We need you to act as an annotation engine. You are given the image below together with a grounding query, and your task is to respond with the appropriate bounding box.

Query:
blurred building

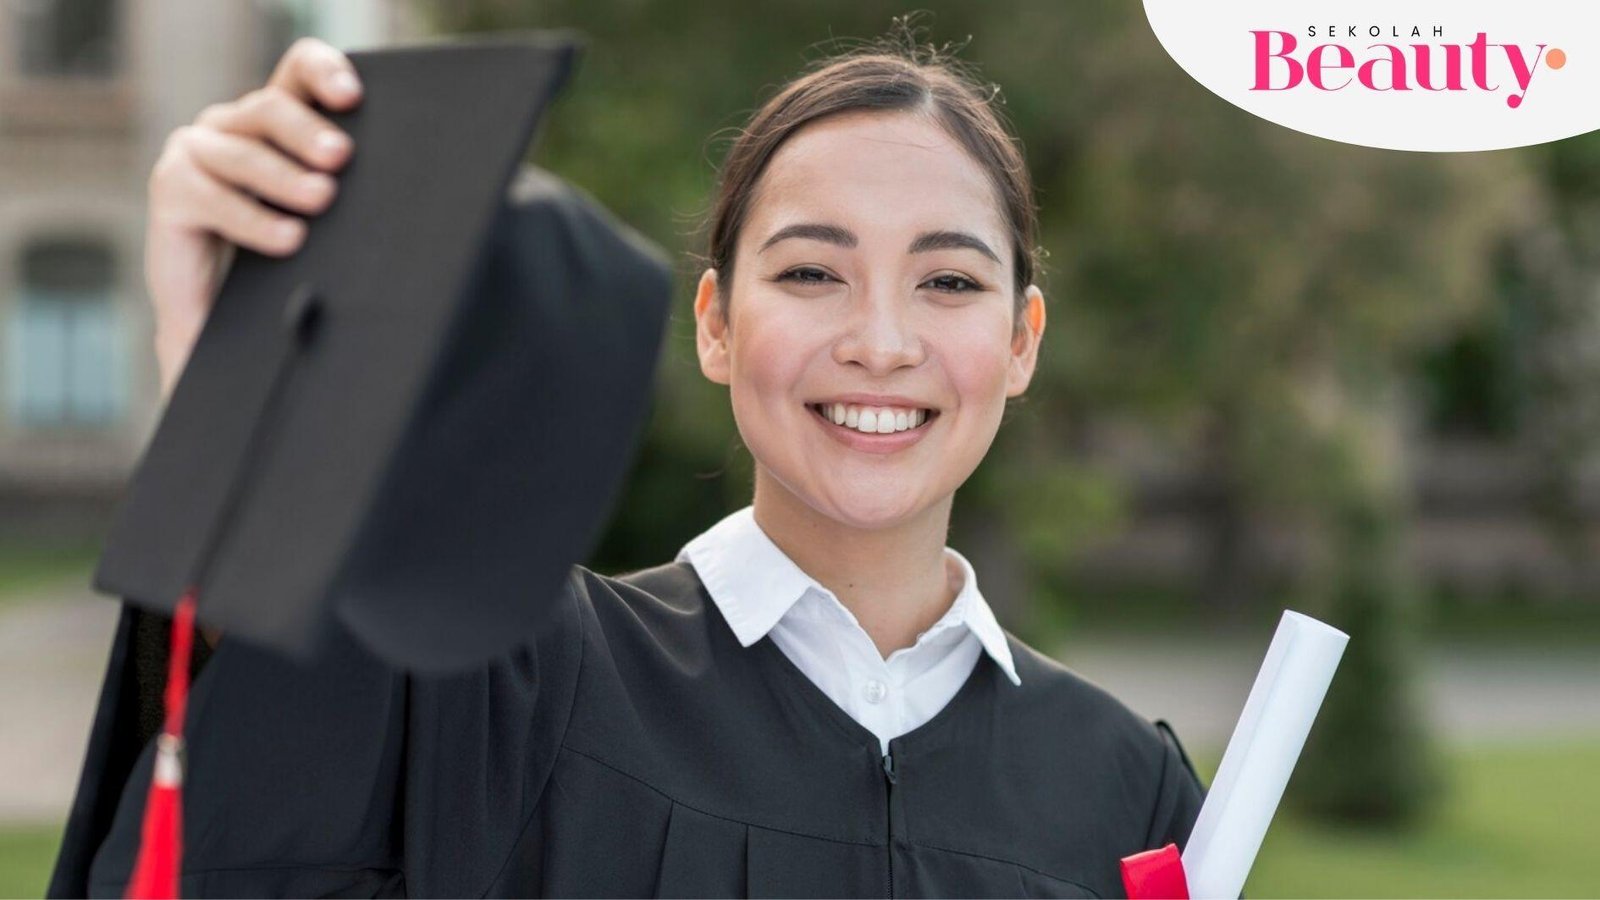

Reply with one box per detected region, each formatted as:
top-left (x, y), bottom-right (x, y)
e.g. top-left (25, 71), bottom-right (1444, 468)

top-left (0, 0), bottom-right (408, 536)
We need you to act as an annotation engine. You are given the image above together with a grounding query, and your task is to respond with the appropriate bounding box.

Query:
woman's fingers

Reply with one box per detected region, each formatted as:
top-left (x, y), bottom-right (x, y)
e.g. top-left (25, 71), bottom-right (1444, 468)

top-left (180, 124), bottom-right (338, 217)
top-left (267, 36), bottom-right (363, 113)
top-left (196, 85), bottom-right (353, 173)
top-left (193, 174), bottom-right (306, 258)
top-left (152, 140), bottom-right (307, 257)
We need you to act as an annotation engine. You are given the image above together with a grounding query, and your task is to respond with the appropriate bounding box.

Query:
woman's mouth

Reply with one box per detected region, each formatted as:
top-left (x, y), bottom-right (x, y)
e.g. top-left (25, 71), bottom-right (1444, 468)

top-left (806, 402), bottom-right (939, 453)
top-left (808, 402), bottom-right (937, 434)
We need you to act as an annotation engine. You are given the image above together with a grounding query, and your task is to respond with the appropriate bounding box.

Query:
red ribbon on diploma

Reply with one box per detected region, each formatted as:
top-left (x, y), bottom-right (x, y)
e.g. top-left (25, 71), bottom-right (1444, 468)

top-left (1121, 842), bottom-right (1190, 899)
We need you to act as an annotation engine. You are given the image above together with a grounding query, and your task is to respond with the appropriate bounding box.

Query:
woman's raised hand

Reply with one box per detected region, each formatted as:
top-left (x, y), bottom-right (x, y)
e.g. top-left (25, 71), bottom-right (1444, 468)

top-left (145, 36), bottom-right (361, 396)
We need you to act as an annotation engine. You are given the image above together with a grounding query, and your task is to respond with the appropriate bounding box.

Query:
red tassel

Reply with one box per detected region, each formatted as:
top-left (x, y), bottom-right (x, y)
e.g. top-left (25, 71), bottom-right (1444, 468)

top-left (1121, 842), bottom-right (1190, 899)
top-left (126, 590), bottom-right (199, 900)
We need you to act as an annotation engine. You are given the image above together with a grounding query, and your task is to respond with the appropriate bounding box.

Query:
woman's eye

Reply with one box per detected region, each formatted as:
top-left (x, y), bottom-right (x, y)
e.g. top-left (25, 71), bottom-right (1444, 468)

top-left (775, 266), bottom-right (837, 285)
top-left (772, 268), bottom-right (981, 292)
top-left (923, 273), bottom-right (982, 293)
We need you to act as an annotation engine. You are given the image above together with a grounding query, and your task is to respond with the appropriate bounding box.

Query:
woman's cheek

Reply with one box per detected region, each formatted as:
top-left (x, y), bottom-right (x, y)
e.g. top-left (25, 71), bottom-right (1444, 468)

top-left (941, 317), bottom-right (1016, 403)
top-left (732, 316), bottom-right (810, 393)
top-left (726, 322), bottom-right (814, 450)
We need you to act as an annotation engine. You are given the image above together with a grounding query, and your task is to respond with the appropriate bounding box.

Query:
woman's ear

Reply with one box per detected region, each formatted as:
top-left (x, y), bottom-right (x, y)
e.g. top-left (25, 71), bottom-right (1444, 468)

top-left (1006, 285), bottom-right (1046, 397)
top-left (694, 267), bottom-right (732, 386)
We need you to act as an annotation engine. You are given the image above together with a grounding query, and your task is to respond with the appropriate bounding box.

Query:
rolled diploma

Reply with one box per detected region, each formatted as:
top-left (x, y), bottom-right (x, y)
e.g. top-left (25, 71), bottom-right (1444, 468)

top-left (1180, 610), bottom-right (1349, 899)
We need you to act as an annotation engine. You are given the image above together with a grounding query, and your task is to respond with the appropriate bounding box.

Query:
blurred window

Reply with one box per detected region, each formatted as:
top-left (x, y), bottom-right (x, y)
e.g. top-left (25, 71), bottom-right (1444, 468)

top-left (5, 238), bottom-right (126, 428)
top-left (11, 0), bottom-right (120, 78)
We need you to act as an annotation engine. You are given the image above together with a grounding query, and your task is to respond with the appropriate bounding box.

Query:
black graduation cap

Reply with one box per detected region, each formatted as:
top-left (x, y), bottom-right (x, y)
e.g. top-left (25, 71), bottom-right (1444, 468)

top-left (93, 33), bottom-right (674, 672)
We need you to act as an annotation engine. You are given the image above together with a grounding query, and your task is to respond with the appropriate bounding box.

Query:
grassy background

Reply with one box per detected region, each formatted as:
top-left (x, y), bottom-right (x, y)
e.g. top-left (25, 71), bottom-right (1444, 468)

top-left (0, 549), bottom-right (94, 899)
top-left (0, 825), bottom-right (61, 899)
top-left (0, 545), bottom-right (97, 610)
top-left (2, 740), bottom-right (1596, 897)
top-left (1239, 739), bottom-right (1600, 898)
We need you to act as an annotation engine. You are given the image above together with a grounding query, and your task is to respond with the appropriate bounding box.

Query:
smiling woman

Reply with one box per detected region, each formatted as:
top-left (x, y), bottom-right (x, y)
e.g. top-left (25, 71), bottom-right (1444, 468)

top-left (691, 51), bottom-right (1048, 659)
top-left (53, 19), bottom-right (1210, 900)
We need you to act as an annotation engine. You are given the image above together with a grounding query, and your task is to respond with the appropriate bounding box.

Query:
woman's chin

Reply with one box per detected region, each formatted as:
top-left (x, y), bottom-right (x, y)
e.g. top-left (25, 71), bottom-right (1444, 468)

top-left (753, 452), bottom-right (950, 532)
top-left (805, 482), bottom-right (933, 532)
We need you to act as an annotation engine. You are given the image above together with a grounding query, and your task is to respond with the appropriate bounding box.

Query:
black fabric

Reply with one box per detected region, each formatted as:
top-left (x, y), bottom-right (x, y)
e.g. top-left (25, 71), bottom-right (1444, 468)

top-left (47, 604), bottom-right (215, 897)
top-left (91, 35), bottom-right (673, 671)
top-left (52, 560), bottom-right (1204, 899)
top-left (132, 609), bottom-right (216, 750)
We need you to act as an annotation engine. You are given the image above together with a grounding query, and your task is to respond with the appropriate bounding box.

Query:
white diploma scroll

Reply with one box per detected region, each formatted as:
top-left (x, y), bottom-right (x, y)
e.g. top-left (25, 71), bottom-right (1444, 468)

top-left (1180, 610), bottom-right (1349, 900)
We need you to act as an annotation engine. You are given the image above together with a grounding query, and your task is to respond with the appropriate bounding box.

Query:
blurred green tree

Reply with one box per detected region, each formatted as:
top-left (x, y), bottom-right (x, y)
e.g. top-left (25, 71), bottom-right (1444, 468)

top-left (970, 3), bottom-right (1533, 823)
top-left (1517, 134), bottom-right (1600, 595)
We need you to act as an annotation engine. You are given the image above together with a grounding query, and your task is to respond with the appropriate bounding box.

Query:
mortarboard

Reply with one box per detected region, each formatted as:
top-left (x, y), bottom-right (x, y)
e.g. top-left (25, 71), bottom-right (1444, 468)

top-left (95, 33), bottom-right (673, 671)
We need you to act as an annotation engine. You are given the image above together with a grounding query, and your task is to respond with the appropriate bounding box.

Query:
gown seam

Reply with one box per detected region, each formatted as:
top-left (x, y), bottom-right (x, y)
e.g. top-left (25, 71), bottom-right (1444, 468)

top-left (896, 839), bottom-right (1104, 898)
top-left (474, 572), bottom-right (590, 899)
top-left (1140, 721), bottom-right (1176, 848)
top-left (559, 742), bottom-right (881, 848)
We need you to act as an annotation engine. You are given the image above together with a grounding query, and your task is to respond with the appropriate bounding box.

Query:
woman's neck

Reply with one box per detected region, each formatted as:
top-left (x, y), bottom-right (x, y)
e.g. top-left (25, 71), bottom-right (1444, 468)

top-left (751, 467), bottom-right (962, 659)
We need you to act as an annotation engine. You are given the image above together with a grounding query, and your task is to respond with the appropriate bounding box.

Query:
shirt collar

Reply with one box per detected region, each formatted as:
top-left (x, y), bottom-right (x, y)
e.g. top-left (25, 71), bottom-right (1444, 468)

top-left (676, 505), bottom-right (1021, 686)
top-left (941, 544), bottom-right (1022, 686)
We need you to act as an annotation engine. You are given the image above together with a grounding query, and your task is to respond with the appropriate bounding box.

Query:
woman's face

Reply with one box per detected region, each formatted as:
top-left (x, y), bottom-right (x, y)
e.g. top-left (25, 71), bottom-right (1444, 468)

top-left (695, 109), bottom-right (1045, 531)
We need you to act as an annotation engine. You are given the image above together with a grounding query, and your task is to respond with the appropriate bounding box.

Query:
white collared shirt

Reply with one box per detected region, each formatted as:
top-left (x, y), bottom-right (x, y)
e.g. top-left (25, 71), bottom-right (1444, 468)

top-left (676, 505), bottom-right (1021, 757)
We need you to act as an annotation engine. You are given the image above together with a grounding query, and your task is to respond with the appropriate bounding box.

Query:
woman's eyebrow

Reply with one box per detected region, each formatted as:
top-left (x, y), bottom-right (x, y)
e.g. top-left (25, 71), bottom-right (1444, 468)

top-left (759, 223), bottom-right (856, 252)
top-left (759, 223), bottom-right (1000, 264)
top-left (908, 229), bottom-right (1000, 264)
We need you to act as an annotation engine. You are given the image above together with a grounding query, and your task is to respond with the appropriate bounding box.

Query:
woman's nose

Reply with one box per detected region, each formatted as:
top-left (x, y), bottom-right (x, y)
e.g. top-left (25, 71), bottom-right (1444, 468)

top-left (833, 289), bottom-right (926, 375)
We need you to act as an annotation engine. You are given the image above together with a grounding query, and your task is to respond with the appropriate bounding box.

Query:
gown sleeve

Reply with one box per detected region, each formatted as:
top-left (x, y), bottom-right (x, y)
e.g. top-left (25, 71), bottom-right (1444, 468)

top-left (1143, 718), bottom-right (1208, 851)
top-left (51, 573), bottom-right (585, 899)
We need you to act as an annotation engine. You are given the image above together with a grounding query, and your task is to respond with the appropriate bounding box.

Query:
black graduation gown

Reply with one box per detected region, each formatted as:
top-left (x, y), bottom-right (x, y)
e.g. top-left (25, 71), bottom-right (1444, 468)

top-left (50, 559), bottom-right (1206, 898)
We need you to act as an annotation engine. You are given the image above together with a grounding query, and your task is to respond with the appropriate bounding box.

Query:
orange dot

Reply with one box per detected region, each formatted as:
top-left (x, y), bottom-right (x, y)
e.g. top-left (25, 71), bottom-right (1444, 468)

top-left (1548, 48), bottom-right (1567, 70)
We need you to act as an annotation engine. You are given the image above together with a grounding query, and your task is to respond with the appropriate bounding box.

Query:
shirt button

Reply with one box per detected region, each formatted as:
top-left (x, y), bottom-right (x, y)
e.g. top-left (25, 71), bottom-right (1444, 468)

top-left (863, 679), bottom-right (888, 704)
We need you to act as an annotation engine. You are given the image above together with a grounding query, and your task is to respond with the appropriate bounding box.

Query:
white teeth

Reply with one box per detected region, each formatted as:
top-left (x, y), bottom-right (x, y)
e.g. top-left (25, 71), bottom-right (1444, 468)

top-left (815, 403), bottom-right (933, 434)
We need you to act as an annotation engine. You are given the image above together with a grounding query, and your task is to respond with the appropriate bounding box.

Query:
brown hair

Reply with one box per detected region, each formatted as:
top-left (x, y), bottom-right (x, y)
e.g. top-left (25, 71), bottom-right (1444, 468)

top-left (703, 16), bottom-right (1042, 331)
